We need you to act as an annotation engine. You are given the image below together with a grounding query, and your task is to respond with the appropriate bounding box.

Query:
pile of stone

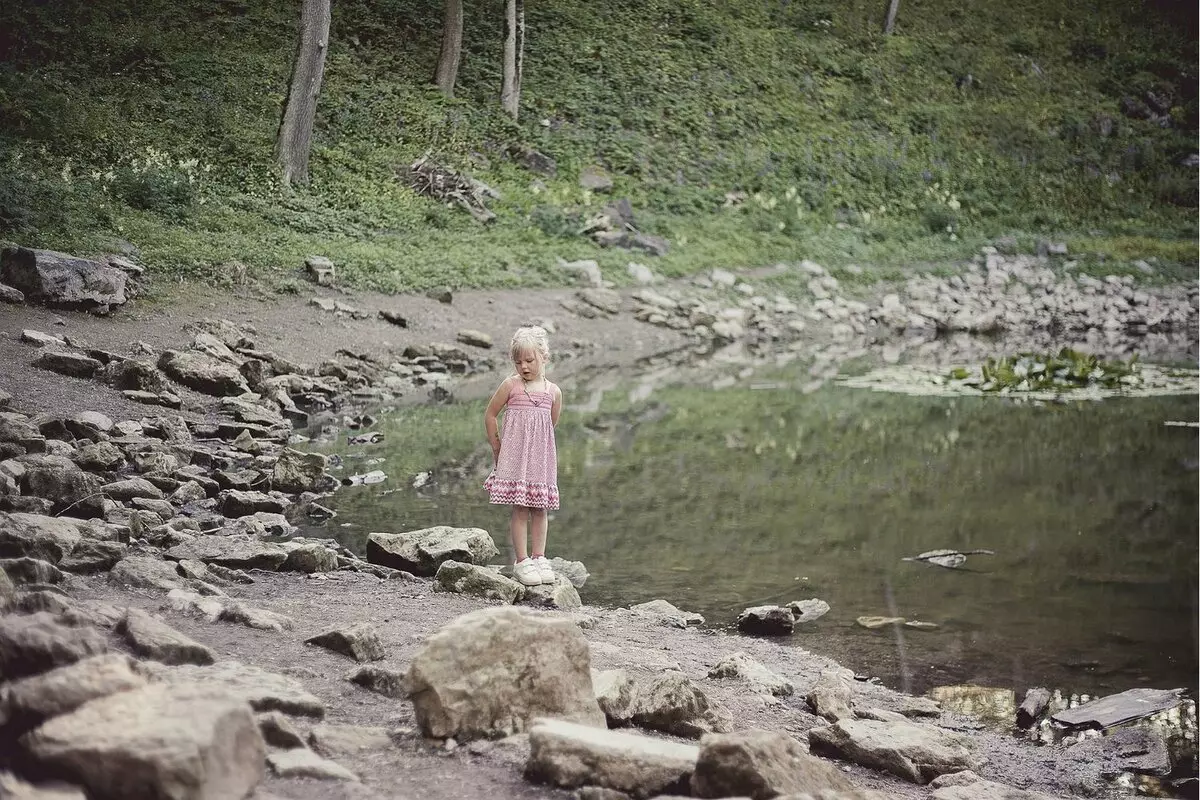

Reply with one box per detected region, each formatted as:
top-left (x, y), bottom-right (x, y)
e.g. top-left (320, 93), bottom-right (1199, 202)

top-left (0, 246), bottom-right (137, 315)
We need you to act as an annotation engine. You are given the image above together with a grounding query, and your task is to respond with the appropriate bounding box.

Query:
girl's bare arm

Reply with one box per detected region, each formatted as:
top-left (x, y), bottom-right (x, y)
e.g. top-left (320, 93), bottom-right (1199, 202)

top-left (484, 377), bottom-right (512, 458)
top-left (550, 383), bottom-right (563, 428)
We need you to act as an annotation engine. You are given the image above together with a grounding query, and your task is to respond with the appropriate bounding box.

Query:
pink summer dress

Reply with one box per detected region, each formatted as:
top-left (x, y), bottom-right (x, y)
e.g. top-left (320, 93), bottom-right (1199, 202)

top-left (484, 379), bottom-right (560, 509)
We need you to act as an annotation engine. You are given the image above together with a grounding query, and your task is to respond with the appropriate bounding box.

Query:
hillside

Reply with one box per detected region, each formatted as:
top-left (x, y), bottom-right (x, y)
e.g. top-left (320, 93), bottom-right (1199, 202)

top-left (0, 0), bottom-right (1196, 294)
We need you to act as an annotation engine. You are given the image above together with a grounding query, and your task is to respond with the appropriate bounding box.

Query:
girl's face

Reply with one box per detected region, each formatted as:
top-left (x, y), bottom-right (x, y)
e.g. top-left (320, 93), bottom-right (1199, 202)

top-left (514, 348), bottom-right (543, 381)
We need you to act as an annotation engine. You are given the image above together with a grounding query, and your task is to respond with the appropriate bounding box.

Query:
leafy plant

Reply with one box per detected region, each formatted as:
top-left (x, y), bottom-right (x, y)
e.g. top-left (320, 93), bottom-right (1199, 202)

top-left (950, 349), bottom-right (1144, 393)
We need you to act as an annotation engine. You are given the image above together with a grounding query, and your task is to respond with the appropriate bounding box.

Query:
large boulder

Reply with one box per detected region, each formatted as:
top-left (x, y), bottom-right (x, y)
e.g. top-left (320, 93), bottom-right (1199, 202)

top-left (109, 556), bottom-right (185, 592)
top-left (407, 606), bottom-right (604, 740)
top-left (806, 669), bottom-right (856, 722)
top-left (367, 527), bottom-right (499, 576)
top-left (0, 512), bottom-right (84, 563)
top-left (21, 682), bottom-right (265, 800)
top-left (593, 668), bottom-right (639, 727)
top-left (157, 350), bottom-right (249, 396)
top-left (0, 653), bottom-right (145, 734)
top-left (305, 623), bottom-right (385, 663)
top-left (279, 540), bottom-right (338, 573)
top-left (217, 490), bottom-right (286, 518)
top-left (690, 729), bottom-right (858, 799)
top-left (435, 560), bottom-right (525, 604)
top-left (708, 652), bottom-right (794, 698)
top-left (15, 456), bottom-right (103, 515)
top-left (630, 671), bottom-right (730, 739)
top-left (0, 612), bottom-right (108, 682)
top-left (526, 718), bottom-right (698, 799)
top-left (0, 246), bottom-right (128, 313)
top-left (735, 605), bottom-right (795, 636)
top-left (807, 718), bottom-right (980, 784)
top-left (165, 535), bottom-right (288, 571)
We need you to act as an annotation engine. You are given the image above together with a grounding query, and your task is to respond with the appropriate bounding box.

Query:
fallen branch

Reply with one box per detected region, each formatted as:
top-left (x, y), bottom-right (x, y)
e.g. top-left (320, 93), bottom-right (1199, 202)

top-left (402, 153), bottom-right (498, 224)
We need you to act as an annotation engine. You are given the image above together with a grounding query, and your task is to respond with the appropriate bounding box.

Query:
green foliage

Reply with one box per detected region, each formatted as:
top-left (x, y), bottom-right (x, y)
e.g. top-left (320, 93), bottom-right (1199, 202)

top-left (0, 0), bottom-right (1194, 291)
top-left (952, 349), bottom-right (1143, 392)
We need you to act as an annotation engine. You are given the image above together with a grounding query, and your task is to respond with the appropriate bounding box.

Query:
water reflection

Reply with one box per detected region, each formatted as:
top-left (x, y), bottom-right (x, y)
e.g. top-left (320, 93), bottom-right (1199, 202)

top-left (304, 343), bottom-right (1199, 699)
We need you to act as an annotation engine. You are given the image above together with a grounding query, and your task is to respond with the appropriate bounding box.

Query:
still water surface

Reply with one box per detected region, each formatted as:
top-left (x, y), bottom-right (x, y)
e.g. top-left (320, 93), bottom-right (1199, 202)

top-left (306, 358), bottom-right (1199, 698)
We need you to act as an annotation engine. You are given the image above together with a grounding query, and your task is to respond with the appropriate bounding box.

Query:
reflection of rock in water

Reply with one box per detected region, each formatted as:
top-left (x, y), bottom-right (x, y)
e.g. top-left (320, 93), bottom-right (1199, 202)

top-left (927, 684), bottom-right (1017, 726)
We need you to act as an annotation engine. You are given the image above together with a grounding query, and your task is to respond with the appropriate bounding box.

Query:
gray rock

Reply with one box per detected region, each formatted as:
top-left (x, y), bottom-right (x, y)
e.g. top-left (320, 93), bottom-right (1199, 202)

top-left (630, 599), bottom-right (704, 629)
top-left (257, 711), bottom-right (306, 749)
top-left (631, 671), bottom-right (729, 739)
top-left (367, 527), bottom-right (500, 576)
top-left (158, 350), bottom-right (249, 396)
top-left (786, 598), bottom-right (831, 624)
top-left (16, 455), bottom-right (103, 515)
top-left (109, 556), bottom-right (184, 591)
top-left (0, 771), bottom-right (86, 799)
top-left (103, 359), bottom-right (168, 393)
top-left (305, 622), bottom-right (386, 662)
top-left (279, 540), bottom-right (338, 573)
top-left (593, 668), bottom-right (639, 727)
top-left (1016, 687), bottom-right (1051, 728)
top-left (33, 351), bottom-right (103, 379)
top-left (0, 246), bottom-right (128, 312)
top-left (627, 262), bottom-right (658, 285)
top-left (526, 718), bottom-right (698, 798)
top-left (217, 603), bottom-right (294, 633)
top-left (735, 605), bottom-right (795, 636)
top-left (117, 607), bottom-right (215, 666)
top-left (0, 556), bottom-right (64, 585)
top-left (436, 560), bottom-right (525, 604)
top-left (0, 653), bottom-right (145, 732)
top-left (578, 288), bottom-right (622, 315)
top-left (1061, 726), bottom-right (1171, 789)
top-left (559, 259), bottom-right (604, 288)
top-left (218, 489), bottom-right (286, 517)
top-left (574, 788), bottom-right (630, 800)
top-left (522, 576), bottom-right (583, 610)
top-left (806, 669), bottom-right (855, 722)
top-left (896, 696), bottom-right (942, 719)
top-left (549, 557), bottom-right (590, 588)
top-left (457, 329), bottom-right (493, 349)
top-left (72, 441), bottom-right (125, 471)
top-left (807, 718), bottom-right (979, 784)
top-left (346, 665), bottom-right (408, 698)
top-left (0, 284), bottom-right (24, 304)
top-left (929, 771), bottom-right (1061, 800)
top-left (21, 329), bottom-right (67, 348)
top-left (308, 723), bottom-right (393, 757)
top-left (101, 477), bottom-right (164, 501)
top-left (690, 729), bottom-right (859, 799)
top-left (408, 606), bottom-right (604, 740)
top-left (21, 682), bottom-right (265, 799)
top-left (579, 166), bottom-right (614, 192)
top-left (708, 652), bottom-right (794, 698)
top-left (305, 255), bottom-right (336, 286)
top-left (135, 660), bottom-right (325, 718)
top-left (0, 612), bottom-right (108, 681)
top-left (267, 748), bottom-right (358, 782)
top-left (270, 448), bottom-right (328, 493)
top-left (166, 535), bottom-right (288, 571)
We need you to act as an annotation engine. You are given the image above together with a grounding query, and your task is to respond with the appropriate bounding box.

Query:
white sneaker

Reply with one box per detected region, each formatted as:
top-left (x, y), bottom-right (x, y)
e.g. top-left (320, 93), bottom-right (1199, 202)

top-left (532, 556), bottom-right (556, 585)
top-left (513, 559), bottom-right (542, 587)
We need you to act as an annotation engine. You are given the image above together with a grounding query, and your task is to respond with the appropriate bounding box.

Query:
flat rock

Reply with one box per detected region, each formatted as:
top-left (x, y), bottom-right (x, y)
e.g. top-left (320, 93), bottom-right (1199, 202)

top-left (690, 729), bottom-right (859, 799)
top-left (0, 246), bottom-right (128, 312)
top-left (33, 351), bottom-right (103, 380)
top-left (526, 718), bottom-right (698, 798)
top-left (593, 668), bottom-right (639, 727)
top-left (305, 622), bottom-right (386, 662)
top-left (136, 660), bottom-right (325, 718)
top-left (521, 576), bottom-right (583, 610)
top-left (1061, 726), bottom-right (1171, 788)
top-left (457, 329), bottom-right (493, 348)
top-left (708, 652), bottom-right (794, 697)
top-left (1051, 687), bottom-right (1184, 730)
top-left (218, 489), bottom-right (286, 518)
top-left (346, 665), bottom-right (407, 698)
top-left (109, 556), bottom-right (185, 591)
top-left (0, 653), bottom-right (145, 733)
top-left (308, 723), bottom-right (393, 757)
top-left (408, 606), bottom-right (604, 740)
top-left (166, 535), bottom-right (288, 571)
top-left (0, 556), bottom-right (64, 585)
top-left (929, 771), bottom-right (1062, 800)
top-left (436, 560), bottom-right (524, 604)
top-left (270, 448), bottom-right (328, 493)
top-left (267, 748), bottom-right (358, 782)
top-left (630, 599), bottom-right (704, 629)
top-left (21, 682), bottom-right (264, 799)
top-left (0, 612), bottom-right (108, 681)
top-left (787, 598), bottom-right (831, 623)
top-left (101, 477), bottom-right (164, 501)
top-left (21, 329), bottom-right (67, 348)
top-left (117, 607), bottom-right (215, 666)
top-left (257, 711), bottom-right (305, 749)
top-left (631, 671), bottom-right (729, 739)
top-left (366, 527), bottom-right (499, 576)
top-left (279, 540), bottom-right (338, 573)
top-left (808, 718), bottom-right (979, 784)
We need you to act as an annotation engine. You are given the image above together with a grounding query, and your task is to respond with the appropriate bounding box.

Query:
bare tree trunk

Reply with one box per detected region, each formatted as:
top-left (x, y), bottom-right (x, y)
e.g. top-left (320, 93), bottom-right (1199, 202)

top-left (883, 0), bottom-right (901, 34)
top-left (276, 0), bottom-right (331, 186)
top-left (500, 0), bottom-right (524, 120)
top-left (433, 0), bottom-right (464, 97)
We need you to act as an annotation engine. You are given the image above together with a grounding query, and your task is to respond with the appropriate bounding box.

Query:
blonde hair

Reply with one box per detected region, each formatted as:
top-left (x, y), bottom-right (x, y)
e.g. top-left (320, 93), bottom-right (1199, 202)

top-left (510, 326), bottom-right (551, 372)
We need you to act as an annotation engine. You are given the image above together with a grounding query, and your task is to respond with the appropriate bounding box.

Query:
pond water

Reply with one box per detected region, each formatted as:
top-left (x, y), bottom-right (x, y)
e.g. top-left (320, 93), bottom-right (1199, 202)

top-left (303, 348), bottom-right (1199, 699)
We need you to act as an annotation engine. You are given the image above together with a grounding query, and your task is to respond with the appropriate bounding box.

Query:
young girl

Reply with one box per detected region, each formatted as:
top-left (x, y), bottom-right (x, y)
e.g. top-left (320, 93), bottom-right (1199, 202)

top-left (483, 326), bottom-right (562, 587)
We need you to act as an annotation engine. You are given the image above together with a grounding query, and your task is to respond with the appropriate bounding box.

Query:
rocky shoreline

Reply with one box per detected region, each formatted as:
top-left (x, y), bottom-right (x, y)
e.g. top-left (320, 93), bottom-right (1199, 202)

top-left (0, 243), bottom-right (1196, 800)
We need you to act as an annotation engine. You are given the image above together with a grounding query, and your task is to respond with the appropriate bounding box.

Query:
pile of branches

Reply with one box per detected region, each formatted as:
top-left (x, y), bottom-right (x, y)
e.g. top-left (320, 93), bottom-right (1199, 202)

top-left (402, 154), bottom-right (499, 224)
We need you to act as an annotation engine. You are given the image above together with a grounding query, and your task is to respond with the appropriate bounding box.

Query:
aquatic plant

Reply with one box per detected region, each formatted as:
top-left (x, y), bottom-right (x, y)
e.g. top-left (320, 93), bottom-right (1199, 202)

top-left (949, 348), bottom-right (1143, 393)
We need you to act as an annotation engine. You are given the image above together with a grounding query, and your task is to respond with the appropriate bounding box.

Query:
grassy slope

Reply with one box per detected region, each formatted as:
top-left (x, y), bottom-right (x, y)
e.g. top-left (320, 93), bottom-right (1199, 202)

top-left (0, 0), bottom-right (1195, 294)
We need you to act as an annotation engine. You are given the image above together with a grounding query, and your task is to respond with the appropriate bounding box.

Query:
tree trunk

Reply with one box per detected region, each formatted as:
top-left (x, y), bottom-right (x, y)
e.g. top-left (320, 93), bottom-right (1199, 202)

top-left (500, 0), bottom-right (524, 120)
top-left (433, 0), bottom-right (464, 97)
top-left (883, 0), bottom-right (901, 34)
top-left (276, 0), bottom-right (331, 186)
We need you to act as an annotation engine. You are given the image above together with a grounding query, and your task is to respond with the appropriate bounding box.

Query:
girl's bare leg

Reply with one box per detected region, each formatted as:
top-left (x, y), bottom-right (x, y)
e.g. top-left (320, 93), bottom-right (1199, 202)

top-left (509, 506), bottom-right (530, 562)
top-left (530, 508), bottom-right (548, 558)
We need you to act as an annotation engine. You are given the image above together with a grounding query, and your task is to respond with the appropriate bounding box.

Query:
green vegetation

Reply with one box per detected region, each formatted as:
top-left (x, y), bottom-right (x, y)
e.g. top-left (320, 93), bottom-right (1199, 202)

top-left (949, 348), bottom-right (1143, 392)
top-left (0, 0), bottom-right (1196, 294)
